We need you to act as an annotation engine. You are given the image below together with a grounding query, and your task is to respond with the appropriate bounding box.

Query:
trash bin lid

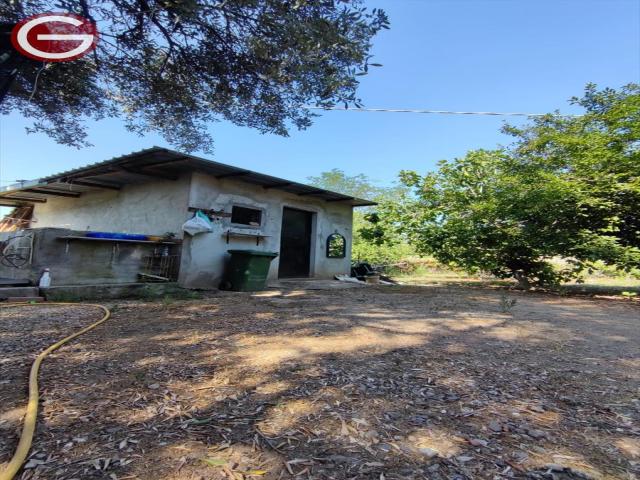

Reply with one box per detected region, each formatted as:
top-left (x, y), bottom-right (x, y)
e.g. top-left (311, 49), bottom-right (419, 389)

top-left (227, 249), bottom-right (279, 257)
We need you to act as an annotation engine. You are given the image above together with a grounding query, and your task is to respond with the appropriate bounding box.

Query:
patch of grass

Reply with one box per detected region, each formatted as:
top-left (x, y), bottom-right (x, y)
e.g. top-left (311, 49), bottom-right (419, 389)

top-left (165, 289), bottom-right (203, 301)
top-left (573, 276), bottom-right (640, 288)
top-left (393, 262), bottom-right (640, 295)
top-left (43, 292), bottom-right (94, 302)
top-left (395, 268), bottom-right (511, 288)
top-left (130, 285), bottom-right (203, 301)
top-left (44, 284), bottom-right (203, 302)
top-left (559, 284), bottom-right (640, 297)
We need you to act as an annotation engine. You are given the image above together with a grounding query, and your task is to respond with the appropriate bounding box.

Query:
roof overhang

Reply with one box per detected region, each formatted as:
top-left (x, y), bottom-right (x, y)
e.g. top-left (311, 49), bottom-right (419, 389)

top-left (0, 147), bottom-right (377, 207)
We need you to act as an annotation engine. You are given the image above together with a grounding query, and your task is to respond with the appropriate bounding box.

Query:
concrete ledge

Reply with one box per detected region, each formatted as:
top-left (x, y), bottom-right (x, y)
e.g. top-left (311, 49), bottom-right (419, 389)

top-left (0, 286), bottom-right (40, 300)
top-left (6, 296), bottom-right (45, 303)
top-left (41, 283), bottom-right (189, 301)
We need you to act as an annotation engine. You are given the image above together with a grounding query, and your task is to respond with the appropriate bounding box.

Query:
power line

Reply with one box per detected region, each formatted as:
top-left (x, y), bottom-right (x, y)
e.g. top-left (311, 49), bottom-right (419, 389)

top-left (307, 106), bottom-right (582, 118)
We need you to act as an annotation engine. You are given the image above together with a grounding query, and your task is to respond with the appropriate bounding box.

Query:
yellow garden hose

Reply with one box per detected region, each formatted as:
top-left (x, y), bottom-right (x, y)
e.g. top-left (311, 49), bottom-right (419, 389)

top-left (0, 302), bottom-right (111, 480)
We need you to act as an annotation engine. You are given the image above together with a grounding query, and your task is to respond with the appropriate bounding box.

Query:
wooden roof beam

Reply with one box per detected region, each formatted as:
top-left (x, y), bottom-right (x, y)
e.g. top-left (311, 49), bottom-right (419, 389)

top-left (62, 180), bottom-right (122, 191)
top-left (263, 182), bottom-right (292, 190)
top-left (326, 197), bottom-right (354, 202)
top-left (121, 156), bottom-right (189, 170)
top-left (297, 190), bottom-right (326, 197)
top-left (216, 170), bottom-right (251, 179)
top-left (24, 188), bottom-right (81, 198)
top-left (119, 167), bottom-right (179, 181)
top-left (58, 152), bottom-right (186, 181)
top-left (0, 196), bottom-right (47, 203)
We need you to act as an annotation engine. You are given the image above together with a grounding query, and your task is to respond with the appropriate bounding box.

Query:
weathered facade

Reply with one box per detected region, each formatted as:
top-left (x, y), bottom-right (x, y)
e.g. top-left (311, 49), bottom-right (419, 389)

top-left (32, 175), bottom-right (191, 235)
top-left (0, 148), bottom-right (373, 289)
top-left (181, 171), bottom-right (354, 288)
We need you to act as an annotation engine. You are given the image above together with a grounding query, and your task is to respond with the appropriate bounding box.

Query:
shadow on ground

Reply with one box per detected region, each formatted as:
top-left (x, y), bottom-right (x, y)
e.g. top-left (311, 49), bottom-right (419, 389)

top-left (1, 284), bottom-right (638, 479)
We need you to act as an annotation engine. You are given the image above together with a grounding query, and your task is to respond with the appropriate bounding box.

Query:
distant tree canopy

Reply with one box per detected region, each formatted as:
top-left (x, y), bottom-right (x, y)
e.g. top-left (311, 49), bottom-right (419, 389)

top-left (307, 169), bottom-right (383, 201)
top-left (307, 168), bottom-right (413, 264)
top-left (0, 1), bottom-right (388, 151)
top-left (391, 84), bottom-right (640, 287)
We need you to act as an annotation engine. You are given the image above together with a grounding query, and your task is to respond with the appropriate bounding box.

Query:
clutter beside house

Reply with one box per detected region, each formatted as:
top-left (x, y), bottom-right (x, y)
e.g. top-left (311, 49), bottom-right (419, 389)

top-left (0, 147), bottom-right (375, 298)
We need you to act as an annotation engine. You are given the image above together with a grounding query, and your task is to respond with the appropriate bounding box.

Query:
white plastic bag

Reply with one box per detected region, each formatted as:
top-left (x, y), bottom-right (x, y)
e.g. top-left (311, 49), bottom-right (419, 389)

top-left (182, 210), bottom-right (213, 236)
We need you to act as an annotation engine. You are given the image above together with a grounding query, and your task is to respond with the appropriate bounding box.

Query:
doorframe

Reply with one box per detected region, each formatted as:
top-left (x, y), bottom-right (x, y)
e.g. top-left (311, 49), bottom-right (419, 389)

top-left (278, 206), bottom-right (317, 278)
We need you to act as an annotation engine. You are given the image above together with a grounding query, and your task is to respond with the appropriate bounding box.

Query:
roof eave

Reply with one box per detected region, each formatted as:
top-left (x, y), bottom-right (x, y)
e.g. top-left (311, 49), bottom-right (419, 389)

top-left (1, 147), bottom-right (378, 207)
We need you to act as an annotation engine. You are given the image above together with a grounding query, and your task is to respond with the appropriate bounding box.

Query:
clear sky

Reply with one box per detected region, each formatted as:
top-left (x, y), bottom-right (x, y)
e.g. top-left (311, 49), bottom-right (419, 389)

top-left (1, 0), bottom-right (638, 188)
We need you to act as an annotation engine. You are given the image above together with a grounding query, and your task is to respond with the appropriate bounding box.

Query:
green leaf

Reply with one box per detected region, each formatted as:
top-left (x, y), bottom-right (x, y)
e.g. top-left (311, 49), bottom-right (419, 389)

top-left (3, 1), bottom-right (390, 153)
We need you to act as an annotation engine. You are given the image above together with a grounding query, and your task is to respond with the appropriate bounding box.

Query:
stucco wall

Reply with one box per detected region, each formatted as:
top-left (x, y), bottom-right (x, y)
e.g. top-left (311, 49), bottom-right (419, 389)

top-left (179, 172), bottom-right (353, 289)
top-left (31, 174), bottom-right (191, 237)
top-left (24, 171), bottom-right (353, 289)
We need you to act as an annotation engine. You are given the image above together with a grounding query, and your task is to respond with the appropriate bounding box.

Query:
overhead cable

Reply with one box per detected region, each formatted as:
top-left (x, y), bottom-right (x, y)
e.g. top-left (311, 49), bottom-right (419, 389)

top-left (307, 106), bottom-right (582, 118)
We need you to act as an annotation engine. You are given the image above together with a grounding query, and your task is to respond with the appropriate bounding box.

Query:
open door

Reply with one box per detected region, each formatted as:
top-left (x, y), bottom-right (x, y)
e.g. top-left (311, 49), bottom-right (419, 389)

top-left (278, 207), bottom-right (312, 278)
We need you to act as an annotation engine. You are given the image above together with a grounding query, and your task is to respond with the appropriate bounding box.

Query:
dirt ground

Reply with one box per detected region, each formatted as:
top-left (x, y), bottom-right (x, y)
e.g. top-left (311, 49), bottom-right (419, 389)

top-left (1, 283), bottom-right (638, 480)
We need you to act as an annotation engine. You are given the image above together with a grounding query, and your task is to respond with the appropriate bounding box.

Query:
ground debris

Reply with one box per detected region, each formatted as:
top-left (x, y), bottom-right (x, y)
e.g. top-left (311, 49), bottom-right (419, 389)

top-left (1, 287), bottom-right (638, 479)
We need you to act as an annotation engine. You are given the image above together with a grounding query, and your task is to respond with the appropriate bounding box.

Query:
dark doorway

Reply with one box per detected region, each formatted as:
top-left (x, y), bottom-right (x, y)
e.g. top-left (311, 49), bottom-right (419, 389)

top-left (279, 207), bottom-right (313, 278)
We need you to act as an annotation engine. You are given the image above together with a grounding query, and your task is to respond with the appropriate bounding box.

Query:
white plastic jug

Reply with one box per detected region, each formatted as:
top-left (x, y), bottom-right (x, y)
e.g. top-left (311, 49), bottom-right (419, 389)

top-left (39, 268), bottom-right (51, 288)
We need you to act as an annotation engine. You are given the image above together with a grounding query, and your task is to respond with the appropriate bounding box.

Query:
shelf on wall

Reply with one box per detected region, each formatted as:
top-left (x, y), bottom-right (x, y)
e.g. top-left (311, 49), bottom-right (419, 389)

top-left (223, 230), bottom-right (271, 246)
top-left (57, 236), bottom-right (180, 245)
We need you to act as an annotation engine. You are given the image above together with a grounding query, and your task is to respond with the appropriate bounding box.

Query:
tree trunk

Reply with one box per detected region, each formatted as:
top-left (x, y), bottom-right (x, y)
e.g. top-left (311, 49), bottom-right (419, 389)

top-left (513, 272), bottom-right (532, 290)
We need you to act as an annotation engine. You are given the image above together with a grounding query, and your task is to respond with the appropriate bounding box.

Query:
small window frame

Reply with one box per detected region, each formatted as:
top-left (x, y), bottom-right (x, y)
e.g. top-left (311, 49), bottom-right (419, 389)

top-left (326, 233), bottom-right (346, 259)
top-left (230, 205), bottom-right (263, 228)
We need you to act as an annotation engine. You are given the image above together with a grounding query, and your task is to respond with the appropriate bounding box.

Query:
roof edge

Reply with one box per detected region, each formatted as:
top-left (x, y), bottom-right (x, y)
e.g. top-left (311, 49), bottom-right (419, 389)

top-left (1, 147), bottom-right (378, 207)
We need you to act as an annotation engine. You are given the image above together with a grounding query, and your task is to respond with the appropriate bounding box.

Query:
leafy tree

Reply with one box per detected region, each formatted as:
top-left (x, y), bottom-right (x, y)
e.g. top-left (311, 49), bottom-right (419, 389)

top-left (394, 84), bottom-right (640, 288)
top-left (307, 168), bottom-right (414, 264)
top-left (1, 1), bottom-right (388, 151)
top-left (351, 213), bottom-right (416, 264)
top-left (393, 149), bottom-right (582, 287)
top-left (307, 168), bottom-right (387, 201)
top-left (505, 83), bottom-right (640, 270)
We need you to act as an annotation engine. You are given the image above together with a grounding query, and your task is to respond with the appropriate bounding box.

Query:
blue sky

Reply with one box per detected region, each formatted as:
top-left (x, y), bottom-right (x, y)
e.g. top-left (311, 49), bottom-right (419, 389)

top-left (1, 0), bottom-right (639, 188)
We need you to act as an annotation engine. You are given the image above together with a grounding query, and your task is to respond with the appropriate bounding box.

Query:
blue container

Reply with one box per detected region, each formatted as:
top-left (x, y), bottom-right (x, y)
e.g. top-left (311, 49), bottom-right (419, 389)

top-left (86, 231), bottom-right (149, 241)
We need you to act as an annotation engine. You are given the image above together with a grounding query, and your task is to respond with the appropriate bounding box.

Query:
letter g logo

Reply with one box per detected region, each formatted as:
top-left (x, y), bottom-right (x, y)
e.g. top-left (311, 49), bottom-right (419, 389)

top-left (11, 13), bottom-right (98, 62)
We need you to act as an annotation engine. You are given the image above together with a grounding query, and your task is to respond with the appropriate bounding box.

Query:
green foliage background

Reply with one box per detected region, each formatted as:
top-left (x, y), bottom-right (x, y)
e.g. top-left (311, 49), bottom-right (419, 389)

top-left (307, 169), bottom-right (416, 265)
top-left (1, 1), bottom-right (388, 151)
top-left (310, 84), bottom-right (640, 288)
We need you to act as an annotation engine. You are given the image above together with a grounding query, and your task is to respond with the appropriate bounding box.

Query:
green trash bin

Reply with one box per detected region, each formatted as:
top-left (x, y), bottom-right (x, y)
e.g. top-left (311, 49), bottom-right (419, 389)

top-left (221, 250), bottom-right (279, 291)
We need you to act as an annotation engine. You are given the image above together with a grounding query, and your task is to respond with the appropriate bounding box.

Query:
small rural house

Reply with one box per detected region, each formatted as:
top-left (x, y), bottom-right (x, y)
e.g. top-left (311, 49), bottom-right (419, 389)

top-left (0, 147), bottom-right (375, 289)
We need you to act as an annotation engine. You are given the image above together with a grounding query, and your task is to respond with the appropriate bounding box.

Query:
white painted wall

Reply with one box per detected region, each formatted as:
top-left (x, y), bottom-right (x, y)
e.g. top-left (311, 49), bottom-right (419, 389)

top-left (29, 171), bottom-right (354, 289)
top-left (31, 175), bottom-right (191, 237)
top-left (179, 172), bottom-right (353, 289)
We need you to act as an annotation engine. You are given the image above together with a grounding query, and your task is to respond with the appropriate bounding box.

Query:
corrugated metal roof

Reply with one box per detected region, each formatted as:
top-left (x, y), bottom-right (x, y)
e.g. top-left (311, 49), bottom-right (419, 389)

top-left (0, 147), bottom-right (377, 207)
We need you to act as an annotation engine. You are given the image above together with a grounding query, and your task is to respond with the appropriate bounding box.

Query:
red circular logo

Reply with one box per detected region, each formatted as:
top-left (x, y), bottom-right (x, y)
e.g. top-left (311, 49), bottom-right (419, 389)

top-left (11, 13), bottom-right (98, 62)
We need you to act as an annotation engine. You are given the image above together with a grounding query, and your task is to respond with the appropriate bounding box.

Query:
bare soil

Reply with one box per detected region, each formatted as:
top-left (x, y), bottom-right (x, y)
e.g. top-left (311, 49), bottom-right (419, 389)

top-left (1, 284), bottom-right (638, 479)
